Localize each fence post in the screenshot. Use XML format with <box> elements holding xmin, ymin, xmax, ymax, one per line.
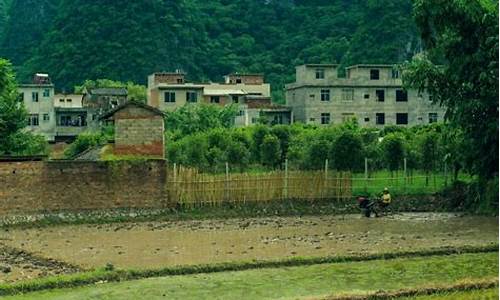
<box><xmin>225</xmin><ymin>162</ymin><xmax>229</xmax><ymax>202</ymax></box>
<box><xmin>284</xmin><ymin>159</ymin><xmax>288</xmax><ymax>200</ymax></box>
<box><xmin>403</xmin><ymin>158</ymin><xmax>407</xmax><ymax>193</ymax></box>
<box><xmin>173</xmin><ymin>163</ymin><xmax>177</xmax><ymax>204</ymax></box>
<box><xmin>364</xmin><ymin>158</ymin><xmax>368</xmax><ymax>193</ymax></box>
<box><xmin>324</xmin><ymin>159</ymin><xmax>329</xmax><ymax>198</ymax></box>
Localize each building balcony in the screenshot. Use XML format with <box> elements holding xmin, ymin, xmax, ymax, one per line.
<box><xmin>55</xmin><ymin>126</ymin><xmax>87</xmax><ymax>137</ymax></box>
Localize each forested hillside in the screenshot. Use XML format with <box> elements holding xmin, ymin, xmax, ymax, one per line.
<box><xmin>0</xmin><ymin>0</ymin><xmax>419</xmax><ymax>101</ymax></box>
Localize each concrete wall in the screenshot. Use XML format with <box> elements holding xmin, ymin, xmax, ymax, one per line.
<box><xmin>0</xmin><ymin>160</ymin><xmax>168</xmax><ymax>215</ymax></box>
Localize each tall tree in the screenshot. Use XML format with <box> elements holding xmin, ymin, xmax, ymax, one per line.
<box><xmin>402</xmin><ymin>0</ymin><xmax>498</xmax><ymax>180</ymax></box>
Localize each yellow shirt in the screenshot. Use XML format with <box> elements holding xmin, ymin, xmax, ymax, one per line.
<box><xmin>382</xmin><ymin>193</ymin><xmax>391</xmax><ymax>204</ymax></box>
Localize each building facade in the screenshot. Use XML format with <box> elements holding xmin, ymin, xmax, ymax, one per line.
<box><xmin>19</xmin><ymin>75</ymin><xmax>130</xmax><ymax>142</ymax></box>
<box><xmin>147</xmin><ymin>72</ymin><xmax>291</xmax><ymax>126</ymax></box>
<box><xmin>19</xmin><ymin>74</ymin><xmax>57</xmax><ymax>142</ymax></box>
<box><xmin>99</xmin><ymin>101</ymin><xmax>165</xmax><ymax>158</ymax></box>
<box><xmin>285</xmin><ymin>64</ymin><xmax>446</xmax><ymax>127</ymax></box>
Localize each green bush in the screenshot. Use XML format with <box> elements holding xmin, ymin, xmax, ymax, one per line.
<box><xmin>64</xmin><ymin>131</ymin><xmax>106</xmax><ymax>158</ymax></box>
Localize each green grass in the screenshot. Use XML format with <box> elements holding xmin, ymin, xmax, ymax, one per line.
<box><xmin>400</xmin><ymin>288</ymin><xmax>498</xmax><ymax>299</ymax></box>
<box><xmin>4</xmin><ymin>252</ymin><xmax>498</xmax><ymax>300</ymax></box>
<box><xmin>351</xmin><ymin>170</ymin><xmax>472</xmax><ymax>196</ymax></box>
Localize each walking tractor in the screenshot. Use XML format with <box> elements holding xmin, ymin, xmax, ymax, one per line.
<box><xmin>356</xmin><ymin>188</ymin><xmax>392</xmax><ymax>218</ymax></box>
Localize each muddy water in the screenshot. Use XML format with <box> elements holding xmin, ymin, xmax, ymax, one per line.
<box><xmin>0</xmin><ymin>213</ymin><xmax>497</xmax><ymax>271</ymax></box>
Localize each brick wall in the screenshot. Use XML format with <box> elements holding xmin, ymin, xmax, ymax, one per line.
<box><xmin>0</xmin><ymin>160</ymin><xmax>169</xmax><ymax>215</ymax></box>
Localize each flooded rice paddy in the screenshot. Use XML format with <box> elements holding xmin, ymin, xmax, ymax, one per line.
<box><xmin>0</xmin><ymin>213</ymin><xmax>497</xmax><ymax>283</ymax></box>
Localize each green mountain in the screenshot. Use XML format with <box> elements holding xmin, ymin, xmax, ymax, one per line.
<box><xmin>0</xmin><ymin>0</ymin><xmax>419</xmax><ymax>101</ymax></box>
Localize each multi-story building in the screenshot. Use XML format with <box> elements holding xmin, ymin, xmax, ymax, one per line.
<box><xmin>19</xmin><ymin>74</ymin><xmax>57</xmax><ymax>141</ymax></box>
<box><xmin>19</xmin><ymin>74</ymin><xmax>129</xmax><ymax>142</ymax></box>
<box><xmin>53</xmin><ymin>93</ymin><xmax>88</xmax><ymax>139</ymax></box>
<box><xmin>285</xmin><ymin>64</ymin><xmax>446</xmax><ymax>127</ymax></box>
<box><xmin>147</xmin><ymin>72</ymin><xmax>291</xmax><ymax>126</ymax></box>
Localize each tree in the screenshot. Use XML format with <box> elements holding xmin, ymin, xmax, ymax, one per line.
<box><xmin>381</xmin><ymin>133</ymin><xmax>406</xmax><ymax>176</ymax></box>
<box><xmin>260</xmin><ymin>134</ymin><xmax>281</xmax><ymax>167</ymax></box>
<box><xmin>0</xmin><ymin>58</ymin><xmax>47</xmax><ymax>155</ymax></box>
<box><xmin>419</xmin><ymin>131</ymin><xmax>440</xmax><ymax>185</ymax></box>
<box><xmin>331</xmin><ymin>131</ymin><xmax>363</xmax><ymax>171</ymax></box>
<box><xmin>402</xmin><ymin>0</ymin><xmax>498</xmax><ymax>180</ymax></box>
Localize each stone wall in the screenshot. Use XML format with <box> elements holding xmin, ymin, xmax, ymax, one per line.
<box><xmin>0</xmin><ymin>160</ymin><xmax>168</xmax><ymax>215</ymax></box>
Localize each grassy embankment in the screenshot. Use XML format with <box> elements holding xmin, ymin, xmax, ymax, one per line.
<box><xmin>3</xmin><ymin>252</ymin><xmax>497</xmax><ymax>300</ymax></box>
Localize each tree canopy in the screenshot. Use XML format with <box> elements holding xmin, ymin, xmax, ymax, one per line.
<box><xmin>402</xmin><ymin>0</ymin><xmax>498</xmax><ymax>179</ymax></box>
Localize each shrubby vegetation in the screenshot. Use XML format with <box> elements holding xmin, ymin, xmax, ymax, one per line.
<box><xmin>165</xmin><ymin>109</ymin><xmax>456</xmax><ymax>177</ymax></box>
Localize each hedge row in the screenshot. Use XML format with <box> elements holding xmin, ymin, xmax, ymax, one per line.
<box><xmin>0</xmin><ymin>244</ymin><xmax>497</xmax><ymax>296</ymax></box>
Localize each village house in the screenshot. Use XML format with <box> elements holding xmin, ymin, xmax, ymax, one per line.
<box><xmin>18</xmin><ymin>75</ymin><xmax>130</xmax><ymax>142</ymax></box>
<box><xmin>147</xmin><ymin>72</ymin><xmax>291</xmax><ymax>126</ymax></box>
<box><xmin>285</xmin><ymin>64</ymin><xmax>446</xmax><ymax>127</ymax></box>
<box><xmin>99</xmin><ymin>101</ymin><xmax>165</xmax><ymax>158</ymax></box>
<box><xmin>18</xmin><ymin>74</ymin><xmax>57</xmax><ymax>142</ymax></box>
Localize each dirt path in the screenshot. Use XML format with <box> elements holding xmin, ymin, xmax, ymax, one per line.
<box><xmin>0</xmin><ymin>213</ymin><xmax>497</xmax><ymax>280</ymax></box>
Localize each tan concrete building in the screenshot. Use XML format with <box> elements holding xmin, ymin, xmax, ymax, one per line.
<box><xmin>18</xmin><ymin>74</ymin><xmax>56</xmax><ymax>141</ymax></box>
<box><xmin>147</xmin><ymin>72</ymin><xmax>290</xmax><ymax>126</ymax></box>
<box><xmin>100</xmin><ymin>101</ymin><xmax>165</xmax><ymax>158</ymax></box>
<box><xmin>286</xmin><ymin>64</ymin><xmax>446</xmax><ymax>127</ymax></box>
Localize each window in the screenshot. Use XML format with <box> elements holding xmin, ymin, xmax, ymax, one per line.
<box><xmin>392</xmin><ymin>69</ymin><xmax>400</xmax><ymax>79</ymax></box>
<box><xmin>60</xmin><ymin>115</ymin><xmax>71</xmax><ymax>126</ymax></box>
<box><xmin>396</xmin><ymin>90</ymin><xmax>408</xmax><ymax>102</ymax></box>
<box><xmin>320</xmin><ymin>89</ymin><xmax>330</xmax><ymax>102</ymax></box>
<box><xmin>376</xmin><ymin>113</ymin><xmax>385</xmax><ymax>125</ymax></box>
<box><xmin>236</xmin><ymin>79</ymin><xmax>242</xmax><ymax>84</ymax></box>
<box><xmin>232</xmin><ymin>95</ymin><xmax>239</xmax><ymax>103</ymax></box>
<box><xmin>43</xmin><ymin>114</ymin><xmax>50</xmax><ymax>121</ymax></box>
<box><xmin>396</xmin><ymin>113</ymin><xmax>408</xmax><ymax>125</ymax></box>
<box><xmin>364</xmin><ymin>94</ymin><xmax>370</xmax><ymax>99</ymax></box>
<box><xmin>28</xmin><ymin>114</ymin><xmax>39</xmax><ymax>126</ymax></box>
<box><xmin>273</xmin><ymin>115</ymin><xmax>283</xmax><ymax>125</ymax></box>
<box><xmin>341</xmin><ymin>88</ymin><xmax>354</xmax><ymax>101</ymax></box>
<box><xmin>210</xmin><ymin>96</ymin><xmax>220</xmax><ymax>103</ymax></box>
<box><xmin>429</xmin><ymin>113</ymin><xmax>438</xmax><ymax>123</ymax></box>
<box><xmin>43</xmin><ymin>89</ymin><xmax>50</xmax><ymax>97</ymax></box>
<box><xmin>66</xmin><ymin>98</ymin><xmax>72</xmax><ymax>102</ymax></box>
<box><xmin>370</xmin><ymin>69</ymin><xmax>380</xmax><ymax>80</ymax></box>
<box><xmin>320</xmin><ymin>113</ymin><xmax>330</xmax><ymax>124</ymax></box>
<box><xmin>315</xmin><ymin>68</ymin><xmax>325</xmax><ymax>79</ymax></box>
<box><xmin>364</xmin><ymin>117</ymin><xmax>370</xmax><ymax>122</ymax></box>
<box><xmin>17</xmin><ymin>92</ymin><xmax>24</xmax><ymax>102</ymax></box>
<box><xmin>164</xmin><ymin>92</ymin><xmax>176</xmax><ymax>103</ymax></box>
<box><xmin>251</xmin><ymin>117</ymin><xmax>258</xmax><ymax>124</ymax></box>
<box><xmin>376</xmin><ymin>90</ymin><xmax>385</xmax><ymax>102</ymax></box>
<box><xmin>32</xmin><ymin>92</ymin><xmax>39</xmax><ymax>102</ymax></box>
<box><xmin>342</xmin><ymin>113</ymin><xmax>355</xmax><ymax>123</ymax></box>
<box><xmin>309</xmin><ymin>118</ymin><xmax>316</xmax><ymax>122</ymax></box>
<box><xmin>186</xmin><ymin>92</ymin><xmax>197</xmax><ymax>103</ymax></box>
<box><xmin>177</xmin><ymin>78</ymin><xmax>183</xmax><ymax>84</ymax></box>
<box><xmin>237</xmin><ymin>110</ymin><xmax>245</xmax><ymax>116</ymax></box>
<box><xmin>59</xmin><ymin>98</ymin><xmax>64</xmax><ymax>103</ymax></box>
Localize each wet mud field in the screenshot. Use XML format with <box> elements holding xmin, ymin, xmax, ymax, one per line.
<box><xmin>0</xmin><ymin>213</ymin><xmax>497</xmax><ymax>283</ymax></box>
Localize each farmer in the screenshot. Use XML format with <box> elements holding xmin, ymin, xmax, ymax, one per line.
<box><xmin>380</xmin><ymin>187</ymin><xmax>392</xmax><ymax>210</ymax></box>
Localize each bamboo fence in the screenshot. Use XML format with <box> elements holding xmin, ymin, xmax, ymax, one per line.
<box><xmin>166</xmin><ymin>165</ymin><xmax>352</xmax><ymax>207</ymax></box>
